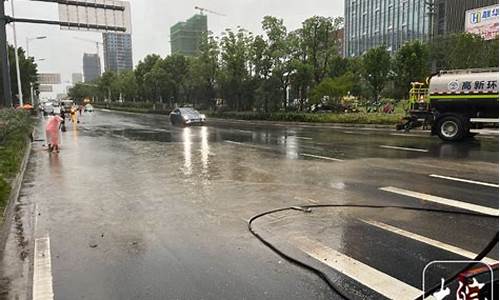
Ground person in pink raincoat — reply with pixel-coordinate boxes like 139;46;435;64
45;113;63;153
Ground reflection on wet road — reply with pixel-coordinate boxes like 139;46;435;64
2;110;498;300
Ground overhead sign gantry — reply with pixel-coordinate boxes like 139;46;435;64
0;0;130;107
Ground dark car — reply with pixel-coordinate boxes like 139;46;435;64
170;107;206;126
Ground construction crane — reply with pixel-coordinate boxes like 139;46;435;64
73;37;104;56
194;6;226;16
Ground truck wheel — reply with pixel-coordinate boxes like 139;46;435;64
436;115;465;142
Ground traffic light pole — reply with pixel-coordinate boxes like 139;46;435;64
0;0;12;108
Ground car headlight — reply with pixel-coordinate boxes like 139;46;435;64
200;114;206;119
183;115;189;120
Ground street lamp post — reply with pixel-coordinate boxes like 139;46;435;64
10;0;24;106
26;35;47;57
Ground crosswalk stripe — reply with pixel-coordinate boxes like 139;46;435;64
291;236;421;299
430;174;499;188
33;236;54;300
299;153;344;162
380;186;499;216
361;220;497;264
379;145;429;152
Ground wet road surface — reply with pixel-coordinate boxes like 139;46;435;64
1;110;498;299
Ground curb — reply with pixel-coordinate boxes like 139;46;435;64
0;138;32;255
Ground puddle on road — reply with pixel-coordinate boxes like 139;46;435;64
81;127;175;142
112;129;174;142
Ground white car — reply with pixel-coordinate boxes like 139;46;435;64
42;102;54;115
53;106;62;115
85;104;94;112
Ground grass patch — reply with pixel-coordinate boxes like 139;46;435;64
0;109;32;213
207;111;404;125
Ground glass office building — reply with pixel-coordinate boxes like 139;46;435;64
344;0;430;57
103;33;134;72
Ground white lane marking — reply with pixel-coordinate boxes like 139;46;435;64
361;220;497;264
389;133;426;138
291;236;421;299
33;236;54;300
224;140;270;150
343;131;371;135
380;186;499;216
379;145;429;153
224;140;245;146
294;136;313;140
299;153;344;162
430;174;499;188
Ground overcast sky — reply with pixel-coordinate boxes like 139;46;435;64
6;0;344;96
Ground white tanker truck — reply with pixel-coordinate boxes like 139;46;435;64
399;68;499;142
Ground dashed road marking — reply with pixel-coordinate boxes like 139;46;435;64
224;140;246;146
389;133;426;138
299;153;344;162
294;136;313;140
291;236;421;299
379;145;429;153
343;131;371;135
380;186;499;216
430;174;499;188
361;220;497;264
33;236;54;300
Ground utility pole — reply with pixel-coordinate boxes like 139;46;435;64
11;0;23;106
0;0;12;107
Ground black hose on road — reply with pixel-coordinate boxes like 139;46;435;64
247;204;498;299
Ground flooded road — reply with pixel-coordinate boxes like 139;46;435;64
1;110;498;299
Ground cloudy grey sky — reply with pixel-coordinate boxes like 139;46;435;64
6;0;344;96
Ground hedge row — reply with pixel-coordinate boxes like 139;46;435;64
0;109;33;214
207;111;404;125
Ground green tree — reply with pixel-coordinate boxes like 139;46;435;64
362;46;391;102
143;59;169;103
135;54;161;101
219;28;254;111
191;34;220;109
393;41;430;99
164;54;190;105
310;72;355;105
288;29;313;111
115;71;138;102
97;71;118;101
431;33;499;70
300;16;343;86
262;16;293;110
0;45;39;106
68;83;99;103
